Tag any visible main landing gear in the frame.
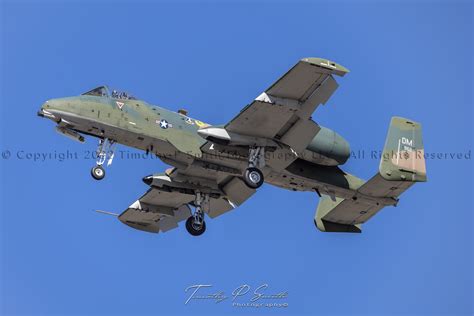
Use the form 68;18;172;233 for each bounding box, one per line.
185;192;209;236
91;138;116;180
243;147;265;189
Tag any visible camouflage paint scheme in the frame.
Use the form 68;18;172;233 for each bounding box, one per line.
38;58;427;235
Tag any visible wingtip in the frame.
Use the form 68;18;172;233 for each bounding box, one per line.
300;57;350;76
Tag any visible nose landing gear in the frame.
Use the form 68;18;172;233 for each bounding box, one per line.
91;138;116;180
185;192;209;236
91;165;105;180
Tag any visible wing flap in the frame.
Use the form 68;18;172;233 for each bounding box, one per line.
222;177;256;206
207;177;256;218
297;75;339;119
207;197;234;218
226;99;297;138
139;189;193;208
279;119;320;153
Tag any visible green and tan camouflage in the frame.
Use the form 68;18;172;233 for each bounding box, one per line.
38;58;427;236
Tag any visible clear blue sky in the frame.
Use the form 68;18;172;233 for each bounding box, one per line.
1;1;472;315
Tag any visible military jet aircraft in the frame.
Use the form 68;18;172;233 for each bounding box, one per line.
38;58;427;236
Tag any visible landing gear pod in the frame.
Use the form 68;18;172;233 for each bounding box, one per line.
55;126;85;143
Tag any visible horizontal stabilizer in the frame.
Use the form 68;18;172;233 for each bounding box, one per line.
315;196;362;233
314;116;427;233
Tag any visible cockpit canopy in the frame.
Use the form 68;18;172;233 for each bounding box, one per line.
82;86;137;100
82;86;109;97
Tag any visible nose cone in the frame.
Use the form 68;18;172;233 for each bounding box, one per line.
42;98;67;111
38;97;75;121
38;100;59;120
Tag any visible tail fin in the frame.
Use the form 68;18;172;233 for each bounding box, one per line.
380;116;427;182
314;116;427;233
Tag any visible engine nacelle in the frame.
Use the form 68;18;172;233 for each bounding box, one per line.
303;126;350;166
197;125;350;166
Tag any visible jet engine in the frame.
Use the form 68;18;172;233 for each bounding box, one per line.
302;126;350;166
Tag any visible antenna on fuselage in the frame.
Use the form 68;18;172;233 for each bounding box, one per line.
178;109;188;116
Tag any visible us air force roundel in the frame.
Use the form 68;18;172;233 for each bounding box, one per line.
157;119;172;129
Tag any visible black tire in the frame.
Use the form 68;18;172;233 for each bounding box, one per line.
243;167;264;189
185;216;206;236
91;165;105;180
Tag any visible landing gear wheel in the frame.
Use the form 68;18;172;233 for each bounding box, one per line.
185;216;206;236
91;165;105;180
243;167;264;189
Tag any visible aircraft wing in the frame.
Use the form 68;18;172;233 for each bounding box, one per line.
118;188;194;233
117;171;255;234
225;58;349;153
166;167;257;214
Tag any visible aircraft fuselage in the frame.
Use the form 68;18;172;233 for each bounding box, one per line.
38;89;360;196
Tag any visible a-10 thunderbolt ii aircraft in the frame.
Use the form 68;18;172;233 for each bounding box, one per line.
38;58;427;236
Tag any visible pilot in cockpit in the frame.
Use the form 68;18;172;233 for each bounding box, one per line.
82;86;135;100
111;90;130;100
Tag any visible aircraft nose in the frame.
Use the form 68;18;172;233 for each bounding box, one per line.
43;98;63;110
38;100;58;120
38;98;73;118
